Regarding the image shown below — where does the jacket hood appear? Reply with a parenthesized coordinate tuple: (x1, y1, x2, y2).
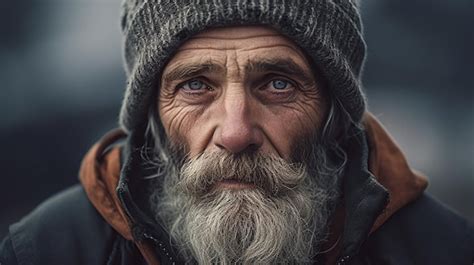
(79, 112, 428, 264)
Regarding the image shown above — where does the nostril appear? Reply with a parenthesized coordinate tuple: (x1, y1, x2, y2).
(215, 110, 264, 154)
(246, 143, 259, 153)
(214, 129, 263, 154)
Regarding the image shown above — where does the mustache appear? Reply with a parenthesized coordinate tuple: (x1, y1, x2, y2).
(175, 150, 308, 197)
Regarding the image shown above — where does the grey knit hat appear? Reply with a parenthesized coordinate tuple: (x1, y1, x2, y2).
(119, 0, 366, 133)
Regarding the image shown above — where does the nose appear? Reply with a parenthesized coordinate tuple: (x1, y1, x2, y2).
(214, 91, 263, 154)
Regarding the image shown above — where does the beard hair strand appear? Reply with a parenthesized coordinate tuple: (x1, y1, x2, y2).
(149, 144, 342, 264)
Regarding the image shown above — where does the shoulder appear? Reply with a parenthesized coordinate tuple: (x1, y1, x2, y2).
(366, 193, 474, 264)
(3, 185, 116, 265)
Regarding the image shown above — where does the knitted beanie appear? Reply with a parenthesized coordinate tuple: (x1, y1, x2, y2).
(119, 0, 366, 133)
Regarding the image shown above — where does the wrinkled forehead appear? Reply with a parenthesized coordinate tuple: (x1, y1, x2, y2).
(162, 25, 314, 75)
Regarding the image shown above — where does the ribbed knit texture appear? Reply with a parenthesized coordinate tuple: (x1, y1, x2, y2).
(119, 0, 367, 132)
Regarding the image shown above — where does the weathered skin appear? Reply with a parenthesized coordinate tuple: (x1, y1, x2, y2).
(159, 25, 327, 162)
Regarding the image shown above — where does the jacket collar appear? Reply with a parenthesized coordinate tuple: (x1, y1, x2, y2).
(79, 112, 428, 264)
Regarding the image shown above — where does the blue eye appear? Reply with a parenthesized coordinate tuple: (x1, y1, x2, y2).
(183, 80, 206, 90)
(271, 79, 289, 90)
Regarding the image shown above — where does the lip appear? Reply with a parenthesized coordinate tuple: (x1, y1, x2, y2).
(216, 179, 256, 189)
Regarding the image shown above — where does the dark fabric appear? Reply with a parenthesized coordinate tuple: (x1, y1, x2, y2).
(105, 234, 146, 265)
(117, 126, 184, 265)
(0, 235, 18, 265)
(0, 186, 126, 265)
(360, 194, 474, 265)
(339, 128, 389, 260)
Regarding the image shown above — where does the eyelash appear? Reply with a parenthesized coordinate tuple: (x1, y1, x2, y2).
(175, 76, 299, 100)
(176, 78, 213, 94)
(262, 78, 296, 91)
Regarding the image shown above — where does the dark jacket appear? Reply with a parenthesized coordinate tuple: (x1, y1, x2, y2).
(1, 113, 473, 265)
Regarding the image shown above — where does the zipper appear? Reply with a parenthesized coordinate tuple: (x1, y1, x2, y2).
(143, 232, 176, 265)
(336, 255, 351, 265)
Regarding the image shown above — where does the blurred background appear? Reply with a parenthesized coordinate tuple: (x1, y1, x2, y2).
(0, 0, 473, 237)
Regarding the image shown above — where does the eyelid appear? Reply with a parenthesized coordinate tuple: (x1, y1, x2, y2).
(262, 76, 298, 91)
(176, 77, 212, 91)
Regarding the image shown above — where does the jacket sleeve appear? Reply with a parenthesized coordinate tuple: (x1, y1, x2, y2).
(0, 235, 19, 265)
(0, 185, 117, 265)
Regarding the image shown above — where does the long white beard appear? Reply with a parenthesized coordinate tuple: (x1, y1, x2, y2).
(150, 148, 342, 264)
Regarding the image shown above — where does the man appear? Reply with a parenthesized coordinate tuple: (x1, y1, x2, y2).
(1, 1, 473, 264)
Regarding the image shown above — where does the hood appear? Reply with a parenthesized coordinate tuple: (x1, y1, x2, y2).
(79, 112, 428, 265)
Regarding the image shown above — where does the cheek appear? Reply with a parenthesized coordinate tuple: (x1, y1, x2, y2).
(260, 99, 325, 159)
(159, 96, 214, 155)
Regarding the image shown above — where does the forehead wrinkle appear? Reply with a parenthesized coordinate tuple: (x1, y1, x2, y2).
(239, 44, 306, 58)
(163, 58, 226, 83)
(177, 44, 303, 55)
(231, 49, 241, 78)
(177, 47, 236, 51)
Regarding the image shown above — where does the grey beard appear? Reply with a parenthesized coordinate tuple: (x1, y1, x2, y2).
(149, 145, 343, 265)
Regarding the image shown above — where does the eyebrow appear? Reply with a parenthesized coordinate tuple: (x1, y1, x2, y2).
(245, 58, 315, 86)
(163, 58, 315, 86)
(163, 61, 225, 83)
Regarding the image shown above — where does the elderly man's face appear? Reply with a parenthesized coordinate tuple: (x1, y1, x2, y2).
(154, 26, 337, 264)
(159, 25, 326, 163)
